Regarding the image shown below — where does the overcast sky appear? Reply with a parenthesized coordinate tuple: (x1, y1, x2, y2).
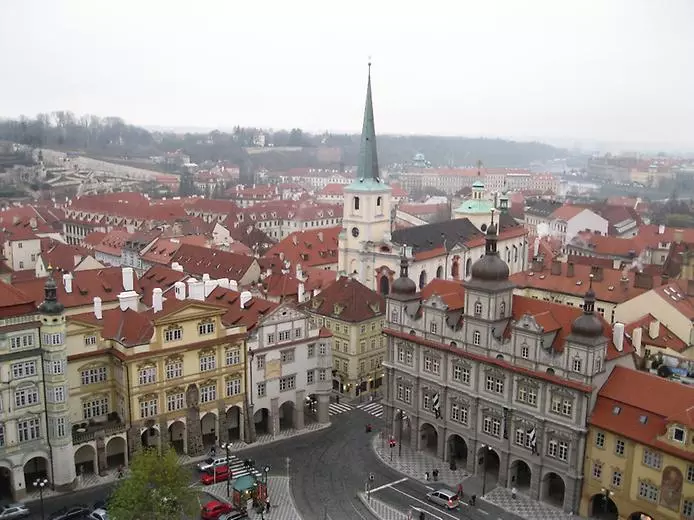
(1, 0, 693, 149)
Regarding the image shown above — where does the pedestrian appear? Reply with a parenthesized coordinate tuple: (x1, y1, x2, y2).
(425, 471, 430, 481)
(336, 395, 340, 404)
(470, 494, 476, 506)
(432, 469, 438, 481)
(266, 497, 271, 512)
(419, 511, 425, 520)
(512, 487, 517, 499)
(457, 483, 463, 497)
(210, 446, 216, 457)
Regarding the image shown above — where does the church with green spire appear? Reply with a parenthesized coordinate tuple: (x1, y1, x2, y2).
(338, 63, 529, 295)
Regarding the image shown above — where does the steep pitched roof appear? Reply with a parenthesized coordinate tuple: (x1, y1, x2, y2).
(0, 279, 36, 318)
(207, 286, 277, 330)
(549, 205, 586, 221)
(70, 307, 154, 347)
(302, 276, 384, 322)
(357, 65, 380, 182)
(262, 227, 340, 268)
(138, 265, 189, 306)
(41, 241, 92, 273)
(624, 314, 687, 353)
(421, 279, 465, 311)
(171, 243, 256, 280)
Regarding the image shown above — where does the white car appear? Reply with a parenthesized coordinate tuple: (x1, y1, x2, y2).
(88, 509, 108, 520)
(0, 504, 30, 520)
(197, 456, 230, 472)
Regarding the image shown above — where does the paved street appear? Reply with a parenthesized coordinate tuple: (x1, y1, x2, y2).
(18, 405, 575, 520)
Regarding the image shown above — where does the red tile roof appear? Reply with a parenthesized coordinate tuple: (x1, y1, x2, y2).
(511, 262, 651, 304)
(138, 265, 189, 306)
(301, 276, 384, 322)
(93, 230, 131, 257)
(13, 267, 142, 309)
(171, 243, 257, 281)
(140, 236, 205, 265)
(653, 280, 694, 320)
(263, 227, 340, 269)
(207, 286, 277, 330)
(70, 307, 154, 347)
(0, 280, 36, 318)
(590, 366, 694, 462)
(82, 232, 108, 249)
(420, 279, 465, 310)
(624, 314, 687, 353)
(41, 241, 92, 273)
(549, 205, 585, 221)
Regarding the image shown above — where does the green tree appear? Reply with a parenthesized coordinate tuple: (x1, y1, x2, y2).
(108, 446, 198, 520)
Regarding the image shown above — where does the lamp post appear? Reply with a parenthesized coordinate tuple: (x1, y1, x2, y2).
(480, 445, 492, 497)
(222, 442, 231, 497)
(601, 487, 614, 515)
(247, 347, 255, 443)
(34, 478, 49, 520)
(398, 409, 404, 457)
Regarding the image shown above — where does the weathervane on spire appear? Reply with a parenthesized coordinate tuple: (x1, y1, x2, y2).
(368, 56, 372, 75)
(490, 208, 496, 227)
(589, 272, 594, 290)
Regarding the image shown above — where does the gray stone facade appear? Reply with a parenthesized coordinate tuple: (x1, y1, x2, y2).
(383, 248, 618, 514)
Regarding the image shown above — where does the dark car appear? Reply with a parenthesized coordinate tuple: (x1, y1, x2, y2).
(48, 506, 91, 520)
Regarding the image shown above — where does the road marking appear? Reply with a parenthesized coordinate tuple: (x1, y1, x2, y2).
(351, 502, 368, 520)
(389, 488, 459, 520)
(370, 477, 408, 493)
(410, 505, 443, 520)
(477, 508, 489, 515)
(425, 485, 434, 490)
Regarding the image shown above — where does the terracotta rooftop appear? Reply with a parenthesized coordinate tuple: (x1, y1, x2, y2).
(140, 236, 206, 266)
(0, 279, 36, 317)
(590, 366, 694, 462)
(41, 241, 92, 273)
(207, 286, 277, 330)
(171, 243, 257, 281)
(263, 227, 340, 269)
(70, 307, 154, 347)
(511, 261, 653, 304)
(421, 279, 465, 311)
(654, 280, 694, 320)
(138, 265, 189, 306)
(301, 276, 384, 322)
(549, 205, 586, 221)
(624, 314, 687, 353)
(93, 230, 132, 257)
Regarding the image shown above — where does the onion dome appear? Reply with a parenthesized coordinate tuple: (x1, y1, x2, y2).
(392, 256, 417, 296)
(470, 217, 510, 282)
(571, 276, 603, 338)
(38, 267, 64, 315)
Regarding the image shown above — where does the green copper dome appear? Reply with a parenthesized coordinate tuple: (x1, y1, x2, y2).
(455, 198, 495, 215)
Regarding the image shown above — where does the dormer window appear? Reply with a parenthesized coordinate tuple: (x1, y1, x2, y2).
(673, 426, 686, 443)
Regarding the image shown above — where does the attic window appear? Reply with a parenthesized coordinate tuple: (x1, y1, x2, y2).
(639, 415, 648, 424)
(612, 405, 622, 415)
(673, 426, 686, 443)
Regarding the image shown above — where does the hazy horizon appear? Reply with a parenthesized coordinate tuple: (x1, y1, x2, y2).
(1, 0, 693, 153)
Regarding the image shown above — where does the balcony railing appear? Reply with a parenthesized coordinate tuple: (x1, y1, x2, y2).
(72, 417, 127, 445)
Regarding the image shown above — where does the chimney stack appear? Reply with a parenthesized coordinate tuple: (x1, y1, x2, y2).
(240, 290, 252, 309)
(632, 326, 643, 356)
(174, 281, 186, 300)
(187, 279, 205, 301)
(658, 224, 666, 235)
(634, 272, 654, 290)
(117, 291, 139, 312)
(612, 322, 625, 352)
(550, 260, 562, 276)
(296, 263, 304, 281)
(202, 273, 211, 282)
(298, 282, 305, 303)
(649, 318, 659, 340)
(566, 262, 574, 277)
(217, 278, 230, 290)
(152, 288, 163, 313)
(229, 280, 238, 292)
(122, 267, 134, 292)
(63, 273, 73, 294)
(93, 296, 102, 320)
(171, 262, 184, 272)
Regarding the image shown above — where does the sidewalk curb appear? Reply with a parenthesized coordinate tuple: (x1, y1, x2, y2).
(357, 492, 407, 520)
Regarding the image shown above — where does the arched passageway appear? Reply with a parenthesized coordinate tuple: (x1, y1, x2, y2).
(106, 437, 127, 468)
(227, 406, 241, 441)
(168, 421, 185, 453)
(74, 444, 97, 476)
(542, 472, 565, 508)
(509, 459, 532, 492)
(448, 435, 468, 470)
(200, 413, 217, 446)
(23, 457, 49, 490)
(0, 465, 13, 500)
(420, 423, 438, 455)
(279, 401, 295, 431)
(254, 408, 270, 435)
(589, 493, 619, 520)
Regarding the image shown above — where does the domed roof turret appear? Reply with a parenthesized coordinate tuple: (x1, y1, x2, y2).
(571, 276, 603, 338)
(470, 212, 510, 282)
(38, 267, 64, 315)
(392, 256, 417, 296)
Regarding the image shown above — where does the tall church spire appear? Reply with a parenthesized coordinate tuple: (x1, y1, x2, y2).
(357, 61, 380, 182)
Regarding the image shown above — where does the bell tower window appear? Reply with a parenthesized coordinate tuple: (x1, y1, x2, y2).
(377, 196, 382, 206)
(354, 197, 360, 211)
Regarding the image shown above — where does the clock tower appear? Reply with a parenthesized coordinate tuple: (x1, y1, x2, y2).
(338, 62, 392, 279)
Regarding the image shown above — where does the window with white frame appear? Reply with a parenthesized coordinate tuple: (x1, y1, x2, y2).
(279, 375, 296, 392)
(294, 327, 302, 338)
(615, 438, 625, 456)
(592, 461, 602, 479)
(550, 394, 573, 417)
(548, 439, 558, 458)
(307, 370, 315, 384)
(45, 360, 64, 375)
(390, 309, 399, 323)
(140, 398, 158, 418)
(473, 330, 481, 346)
(257, 355, 266, 370)
(200, 384, 217, 403)
(515, 429, 531, 449)
(199, 353, 216, 372)
(423, 355, 440, 375)
(54, 417, 66, 438)
(47, 385, 65, 403)
(138, 366, 156, 385)
(637, 480, 659, 502)
(483, 416, 501, 437)
(521, 344, 529, 359)
(226, 377, 242, 397)
(167, 392, 184, 412)
(642, 448, 662, 469)
(319, 344, 327, 355)
(318, 369, 327, 381)
(398, 346, 405, 363)
(450, 402, 468, 424)
(307, 344, 315, 357)
(595, 431, 605, 448)
(267, 333, 275, 344)
(14, 386, 39, 407)
(11, 360, 37, 379)
(683, 499, 694, 518)
(84, 335, 97, 346)
(225, 348, 241, 366)
(198, 320, 215, 335)
(612, 469, 622, 488)
(486, 374, 504, 394)
(164, 327, 182, 342)
(281, 349, 295, 363)
(673, 426, 686, 443)
(429, 322, 437, 334)
(0, 424, 4, 447)
(688, 465, 694, 483)
(10, 333, 34, 350)
(572, 357, 582, 372)
(404, 386, 412, 403)
(474, 301, 482, 316)
(405, 350, 413, 365)
(17, 417, 40, 442)
(83, 397, 109, 419)
(278, 330, 291, 342)
(81, 366, 107, 385)
(517, 385, 537, 406)
(165, 360, 183, 379)
(257, 382, 266, 397)
(452, 364, 471, 384)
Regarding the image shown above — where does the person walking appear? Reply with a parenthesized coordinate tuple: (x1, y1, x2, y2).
(265, 497, 271, 512)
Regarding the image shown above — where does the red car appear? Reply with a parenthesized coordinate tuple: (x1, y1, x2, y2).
(200, 500, 233, 520)
(201, 465, 231, 485)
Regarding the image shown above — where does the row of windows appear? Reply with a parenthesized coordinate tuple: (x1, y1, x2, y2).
(10, 334, 35, 350)
(267, 328, 303, 344)
(140, 379, 244, 418)
(136, 350, 243, 384)
(594, 431, 665, 470)
(162, 321, 219, 343)
(0, 417, 43, 446)
(256, 344, 327, 370)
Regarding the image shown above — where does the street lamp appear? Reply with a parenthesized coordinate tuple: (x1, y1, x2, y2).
(601, 487, 614, 514)
(480, 445, 493, 497)
(34, 478, 49, 520)
(263, 465, 270, 488)
(221, 442, 232, 497)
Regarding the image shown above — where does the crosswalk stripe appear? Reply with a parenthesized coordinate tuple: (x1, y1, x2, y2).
(329, 403, 353, 415)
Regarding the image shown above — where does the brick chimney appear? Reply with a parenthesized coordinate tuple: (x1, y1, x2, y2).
(633, 272, 654, 290)
(590, 265, 604, 282)
(550, 259, 562, 276)
(566, 262, 574, 277)
(531, 257, 544, 272)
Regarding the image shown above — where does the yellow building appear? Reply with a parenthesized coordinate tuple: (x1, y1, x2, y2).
(303, 276, 385, 398)
(65, 289, 247, 475)
(581, 366, 694, 520)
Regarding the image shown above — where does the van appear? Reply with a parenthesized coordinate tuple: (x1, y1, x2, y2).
(197, 456, 229, 472)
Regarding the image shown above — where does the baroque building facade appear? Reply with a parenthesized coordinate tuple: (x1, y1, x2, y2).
(382, 217, 635, 513)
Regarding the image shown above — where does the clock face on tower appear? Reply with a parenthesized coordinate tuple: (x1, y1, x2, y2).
(351, 227, 360, 238)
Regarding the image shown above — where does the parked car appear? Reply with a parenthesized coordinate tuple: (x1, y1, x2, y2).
(87, 509, 108, 520)
(201, 465, 231, 485)
(200, 500, 233, 520)
(48, 506, 91, 520)
(426, 489, 460, 509)
(197, 456, 229, 472)
(218, 511, 248, 520)
(0, 503, 30, 519)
